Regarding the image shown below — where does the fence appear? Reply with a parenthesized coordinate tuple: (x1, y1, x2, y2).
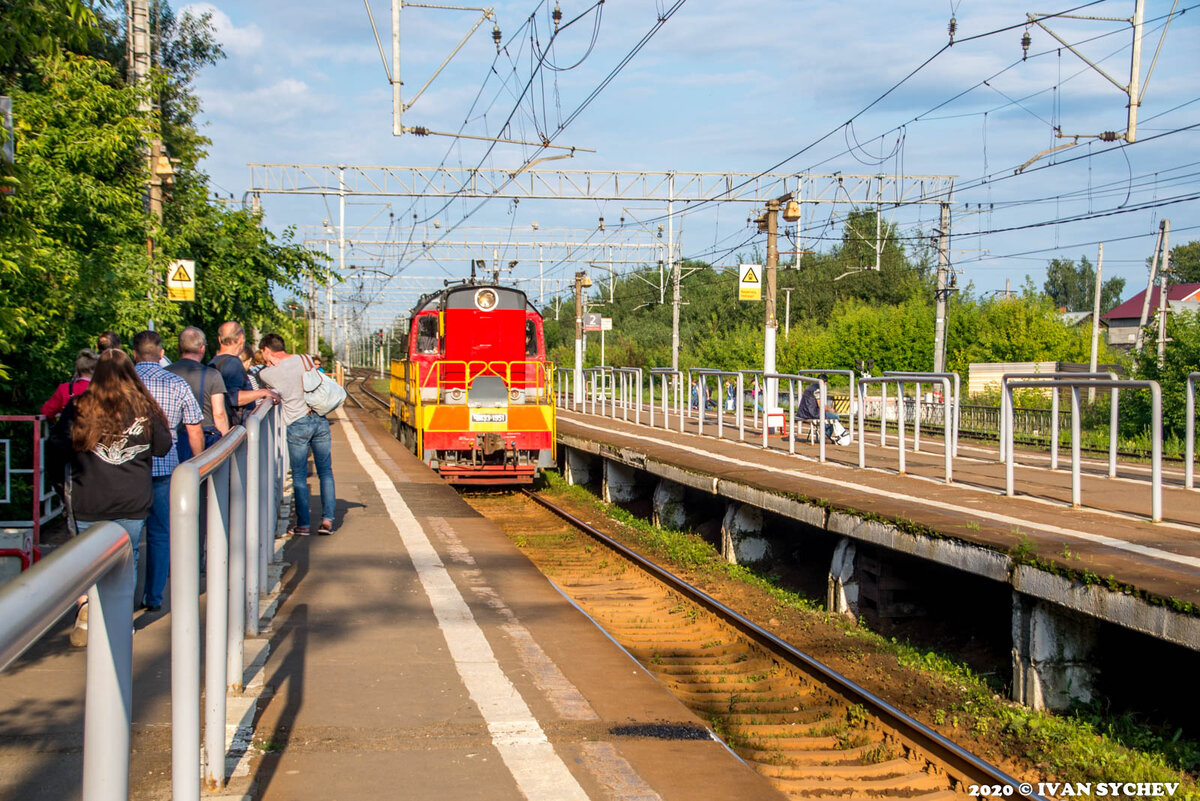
(0, 400, 287, 801)
(1188, 373, 1200, 490)
(1004, 379, 1161, 522)
(0, 416, 64, 572)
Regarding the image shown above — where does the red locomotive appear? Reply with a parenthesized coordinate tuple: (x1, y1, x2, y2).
(390, 283, 556, 484)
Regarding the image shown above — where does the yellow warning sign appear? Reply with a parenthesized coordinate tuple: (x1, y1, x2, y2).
(738, 263, 762, 301)
(167, 259, 196, 302)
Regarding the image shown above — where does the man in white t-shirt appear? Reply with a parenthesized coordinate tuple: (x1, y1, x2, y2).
(258, 334, 336, 536)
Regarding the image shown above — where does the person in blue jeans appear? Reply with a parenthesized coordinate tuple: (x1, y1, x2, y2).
(257, 333, 336, 536)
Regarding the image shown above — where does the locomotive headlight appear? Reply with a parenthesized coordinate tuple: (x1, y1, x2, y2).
(474, 288, 499, 311)
(509, 388, 524, 404)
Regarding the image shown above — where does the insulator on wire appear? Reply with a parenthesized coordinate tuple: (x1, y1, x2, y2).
(553, 3, 562, 32)
(492, 24, 502, 51)
(1021, 30, 1031, 60)
(948, 16, 956, 43)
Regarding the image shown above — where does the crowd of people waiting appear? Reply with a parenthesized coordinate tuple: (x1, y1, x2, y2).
(43, 324, 338, 647)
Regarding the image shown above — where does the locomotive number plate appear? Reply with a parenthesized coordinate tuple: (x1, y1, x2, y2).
(471, 412, 507, 424)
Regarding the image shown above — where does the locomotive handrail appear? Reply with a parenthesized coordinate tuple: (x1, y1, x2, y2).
(418, 360, 554, 402)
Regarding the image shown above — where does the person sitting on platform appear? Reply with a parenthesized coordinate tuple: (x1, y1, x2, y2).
(797, 375, 850, 445)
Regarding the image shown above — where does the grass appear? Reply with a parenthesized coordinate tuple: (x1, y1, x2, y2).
(539, 469, 1200, 798)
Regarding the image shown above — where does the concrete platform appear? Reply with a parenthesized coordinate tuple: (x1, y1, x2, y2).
(248, 406, 784, 801)
(1, 406, 784, 800)
(556, 407, 1200, 651)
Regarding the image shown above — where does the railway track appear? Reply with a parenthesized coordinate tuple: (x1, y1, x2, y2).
(465, 488, 1042, 801)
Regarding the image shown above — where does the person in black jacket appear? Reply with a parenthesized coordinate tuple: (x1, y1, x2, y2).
(49, 348, 173, 645)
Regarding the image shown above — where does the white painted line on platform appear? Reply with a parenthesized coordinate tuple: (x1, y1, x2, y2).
(563, 415, 1200, 572)
(338, 412, 591, 801)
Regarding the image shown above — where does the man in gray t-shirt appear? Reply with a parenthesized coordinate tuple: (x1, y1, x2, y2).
(258, 334, 336, 536)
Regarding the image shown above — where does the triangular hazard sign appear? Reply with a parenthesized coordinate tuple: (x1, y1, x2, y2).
(171, 263, 192, 282)
(742, 267, 758, 283)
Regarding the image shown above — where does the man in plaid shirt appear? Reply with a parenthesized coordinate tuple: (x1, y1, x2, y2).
(132, 331, 204, 611)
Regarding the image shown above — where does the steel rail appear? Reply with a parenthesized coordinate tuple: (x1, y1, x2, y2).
(520, 488, 1046, 799)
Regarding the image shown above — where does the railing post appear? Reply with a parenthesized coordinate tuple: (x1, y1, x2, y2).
(913, 380, 921, 452)
(880, 381, 888, 448)
(204, 461, 231, 790)
(228, 440, 248, 691)
(1109, 381, 1119, 479)
(1070, 387, 1081, 508)
(817, 379, 826, 463)
(1005, 384, 1015, 497)
(1050, 386, 1060, 471)
(737, 373, 745, 442)
(857, 381, 867, 468)
(941, 378, 952, 483)
(245, 413, 262, 636)
(1151, 382, 1162, 523)
(1188, 374, 1198, 490)
(896, 381, 906, 475)
(82, 541, 133, 801)
(170, 463, 202, 801)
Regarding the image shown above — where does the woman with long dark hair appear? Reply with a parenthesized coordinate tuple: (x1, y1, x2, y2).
(49, 348, 172, 645)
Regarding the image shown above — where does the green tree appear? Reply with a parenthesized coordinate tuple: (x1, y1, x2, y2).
(1130, 310, 1200, 437)
(1043, 255, 1126, 313)
(1168, 240, 1200, 284)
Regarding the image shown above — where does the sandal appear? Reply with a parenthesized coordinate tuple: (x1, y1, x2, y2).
(317, 520, 333, 536)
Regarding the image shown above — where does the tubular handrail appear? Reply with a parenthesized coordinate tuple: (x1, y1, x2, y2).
(688, 368, 745, 442)
(999, 371, 1118, 475)
(859, 378, 912, 479)
(0, 521, 134, 801)
(648, 368, 685, 433)
(761, 373, 828, 462)
(171, 400, 286, 800)
(1004, 379, 1162, 522)
(611, 367, 643, 425)
(883, 371, 960, 457)
(1187, 373, 1199, 490)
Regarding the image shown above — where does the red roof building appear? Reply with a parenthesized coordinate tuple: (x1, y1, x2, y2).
(1102, 283, 1200, 346)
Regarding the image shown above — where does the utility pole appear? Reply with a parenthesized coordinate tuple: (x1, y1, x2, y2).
(1157, 219, 1172, 368)
(933, 202, 951, 374)
(763, 197, 780, 412)
(573, 271, 591, 404)
(668, 174, 681, 370)
(1134, 220, 1166, 354)
(1088, 242, 1104, 404)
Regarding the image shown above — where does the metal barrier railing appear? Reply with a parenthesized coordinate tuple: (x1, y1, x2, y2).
(612, 367, 644, 425)
(883, 371, 960, 457)
(556, 367, 575, 410)
(0, 415, 64, 570)
(0, 521, 133, 801)
(688, 368, 745, 442)
(1187, 372, 1199, 490)
(648, 368, 685, 433)
(761, 373, 829, 462)
(999, 372, 1118, 473)
(171, 401, 285, 799)
(1004, 379, 1162, 521)
(858, 376, 953, 482)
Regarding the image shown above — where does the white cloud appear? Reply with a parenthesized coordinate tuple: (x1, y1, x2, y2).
(180, 3, 264, 58)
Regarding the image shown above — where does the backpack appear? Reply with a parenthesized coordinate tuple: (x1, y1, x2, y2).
(299, 355, 346, 416)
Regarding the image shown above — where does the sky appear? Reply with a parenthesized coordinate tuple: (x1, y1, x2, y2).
(179, 0, 1200, 334)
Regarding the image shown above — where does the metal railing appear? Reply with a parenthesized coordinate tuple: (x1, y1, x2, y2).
(883, 371, 959, 457)
(0, 521, 133, 801)
(611, 367, 644, 425)
(1187, 373, 1200, 490)
(0, 415, 64, 571)
(170, 401, 286, 799)
(761, 373, 829, 462)
(858, 376, 952, 482)
(999, 372, 1118, 473)
(1004, 379, 1162, 522)
(648, 368, 686, 433)
(688, 368, 745, 442)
